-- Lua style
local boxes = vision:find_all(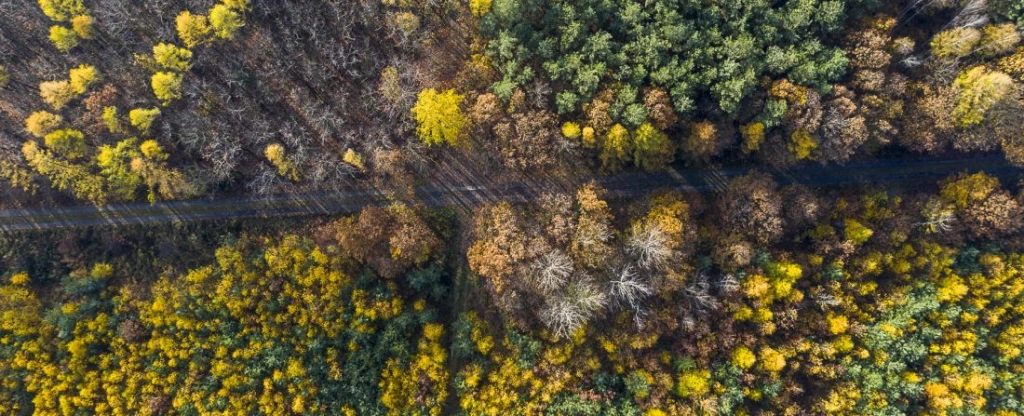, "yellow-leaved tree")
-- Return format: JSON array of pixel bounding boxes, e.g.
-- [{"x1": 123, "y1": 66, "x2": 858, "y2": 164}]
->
[
  {"x1": 48, "y1": 25, "x2": 79, "y2": 51},
  {"x1": 152, "y1": 43, "x2": 193, "y2": 72},
  {"x1": 412, "y1": 88, "x2": 467, "y2": 146},
  {"x1": 952, "y1": 66, "x2": 1014, "y2": 127},
  {"x1": 151, "y1": 72, "x2": 183, "y2": 105},
  {"x1": 68, "y1": 64, "x2": 100, "y2": 94},
  {"x1": 25, "y1": 111, "x2": 62, "y2": 138},
  {"x1": 209, "y1": 4, "x2": 243, "y2": 40},
  {"x1": 38, "y1": 0, "x2": 86, "y2": 22},
  {"x1": 175, "y1": 11, "x2": 213, "y2": 48}
]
